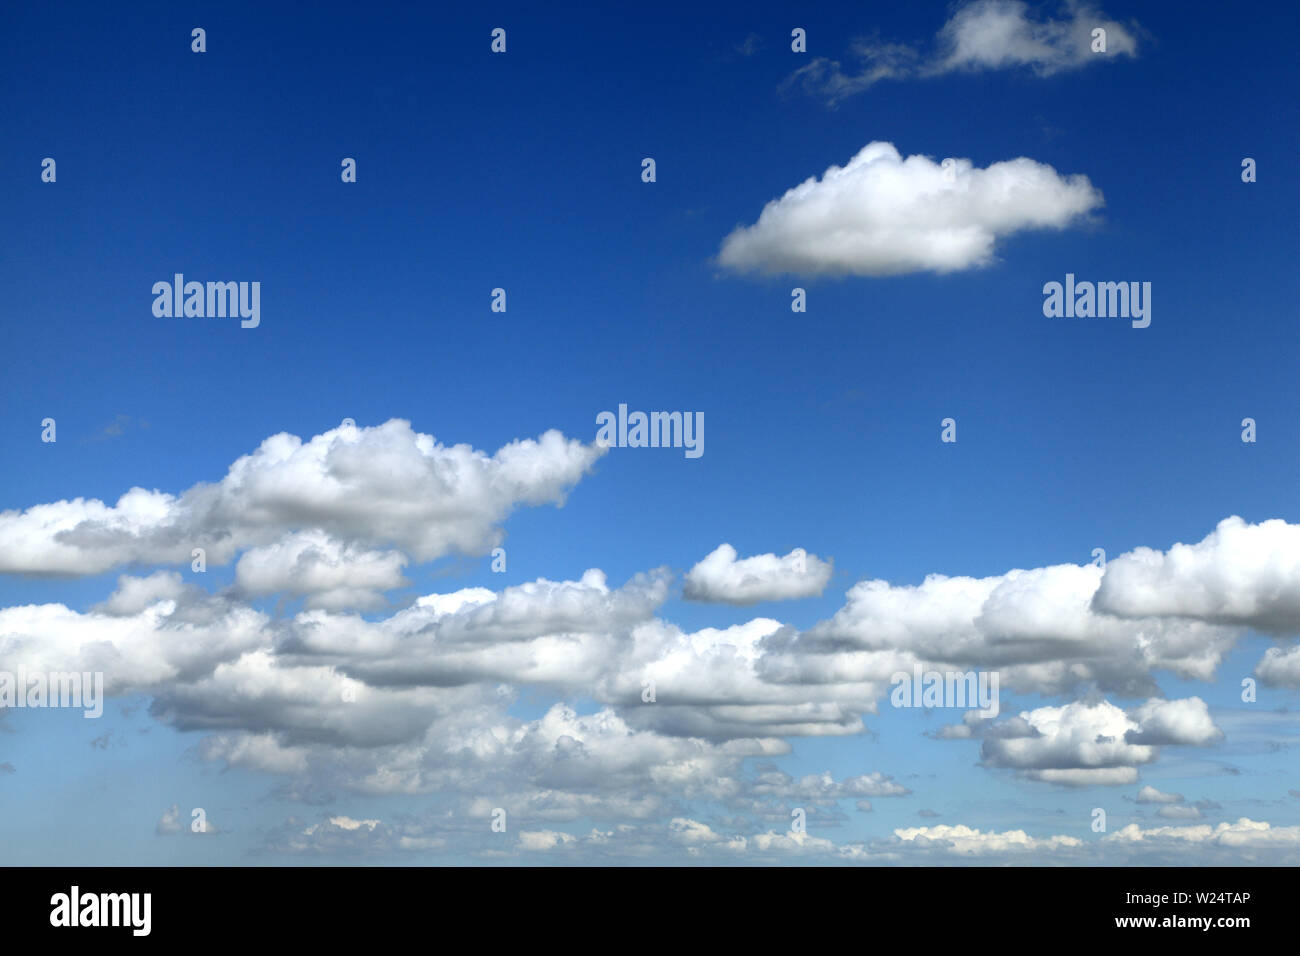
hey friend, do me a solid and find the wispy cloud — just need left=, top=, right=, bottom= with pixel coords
left=784, top=1, right=1139, bottom=106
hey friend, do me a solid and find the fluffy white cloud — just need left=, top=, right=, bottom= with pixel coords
left=0, top=572, right=268, bottom=694
left=892, top=823, right=1082, bottom=855
left=684, top=544, right=832, bottom=604
left=234, top=531, right=408, bottom=610
left=1106, top=818, right=1300, bottom=849
left=717, top=142, right=1102, bottom=278
left=0, top=419, right=604, bottom=575
left=1256, top=645, right=1300, bottom=688
left=3, top=414, right=1295, bottom=865
left=1094, top=516, right=1300, bottom=633
left=777, top=562, right=1240, bottom=697
left=976, top=698, right=1221, bottom=786
left=1127, top=697, right=1223, bottom=746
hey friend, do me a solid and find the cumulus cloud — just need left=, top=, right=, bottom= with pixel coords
left=234, top=531, right=408, bottom=610
left=717, top=142, right=1102, bottom=278
left=1257, top=645, right=1300, bottom=688
left=3, top=413, right=1296, bottom=865
left=768, top=561, right=1240, bottom=698
left=1125, top=697, right=1223, bottom=747
left=684, top=544, right=832, bottom=604
left=2, top=572, right=268, bottom=694
left=892, top=823, right=1082, bottom=855
left=0, top=419, right=604, bottom=576
left=1094, top=516, right=1300, bottom=633
left=976, top=698, right=1221, bottom=786
left=785, top=1, right=1139, bottom=104
left=1105, top=818, right=1300, bottom=849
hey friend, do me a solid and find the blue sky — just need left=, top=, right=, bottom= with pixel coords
left=1, top=0, right=1299, bottom=864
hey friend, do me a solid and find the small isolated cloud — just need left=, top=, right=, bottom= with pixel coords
left=717, top=142, right=1102, bottom=278
left=86, top=413, right=138, bottom=443
left=1136, top=785, right=1183, bottom=804
left=684, top=543, right=832, bottom=604
left=785, top=1, right=1139, bottom=105
left=1157, top=804, right=1203, bottom=820
left=156, top=804, right=182, bottom=835
left=157, top=804, right=220, bottom=836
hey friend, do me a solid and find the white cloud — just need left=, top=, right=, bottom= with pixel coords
left=777, top=561, right=1240, bottom=697
left=1094, top=516, right=1300, bottom=633
left=155, top=804, right=183, bottom=835
left=1136, top=785, right=1182, bottom=804
left=933, top=0, right=1137, bottom=75
left=1106, top=818, right=1300, bottom=849
left=1126, top=697, right=1223, bottom=746
left=892, top=823, right=1082, bottom=855
left=518, top=829, right=580, bottom=851
left=234, top=531, right=408, bottom=610
left=785, top=1, right=1139, bottom=104
left=1256, top=644, right=1300, bottom=688
left=0, top=419, right=604, bottom=575
left=1, top=574, right=268, bottom=694
left=684, top=543, right=832, bottom=604
left=718, top=142, right=1102, bottom=278
left=3, top=413, right=1296, bottom=864
left=977, top=698, right=1221, bottom=786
